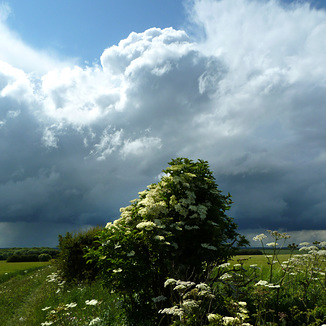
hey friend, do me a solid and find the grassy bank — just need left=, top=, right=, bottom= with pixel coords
left=0, top=264, right=121, bottom=326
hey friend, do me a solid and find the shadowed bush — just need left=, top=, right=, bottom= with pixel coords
left=56, top=226, right=102, bottom=283
left=7, top=254, right=40, bottom=262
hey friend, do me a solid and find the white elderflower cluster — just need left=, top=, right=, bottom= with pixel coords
left=136, top=221, right=157, bottom=230
left=85, top=299, right=99, bottom=306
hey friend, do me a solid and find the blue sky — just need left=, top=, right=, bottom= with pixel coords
left=1, top=0, right=326, bottom=247
left=4, top=0, right=187, bottom=64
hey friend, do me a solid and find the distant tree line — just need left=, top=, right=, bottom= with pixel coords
left=0, top=247, right=59, bottom=262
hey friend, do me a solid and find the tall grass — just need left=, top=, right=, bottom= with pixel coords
left=0, top=264, right=122, bottom=326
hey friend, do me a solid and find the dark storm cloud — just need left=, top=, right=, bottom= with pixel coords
left=1, top=0, right=326, bottom=246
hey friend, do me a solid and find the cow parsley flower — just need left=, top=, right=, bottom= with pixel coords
left=218, top=262, right=230, bottom=268
left=268, top=284, right=281, bottom=288
left=220, top=273, right=232, bottom=280
left=255, top=280, right=269, bottom=286
left=266, top=242, right=278, bottom=247
left=222, top=316, right=240, bottom=325
left=159, top=306, right=184, bottom=317
left=253, top=233, right=267, bottom=241
left=207, top=313, right=220, bottom=322
left=164, top=278, right=177, bottom=287
left=181, top=299, right=199, bottom=312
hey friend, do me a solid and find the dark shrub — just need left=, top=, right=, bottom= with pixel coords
left=236, top=249, right=263, bottom=255
left=7, top=254, right=39, bottom=262
left=56, top=226, right=102, bottom=283
left=38, top=253, right=52, bottom=261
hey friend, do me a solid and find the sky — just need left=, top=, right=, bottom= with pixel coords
left=0, top=0, right=326, bottom=247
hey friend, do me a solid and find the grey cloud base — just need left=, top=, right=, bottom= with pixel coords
left=1, top=0, right=326, bottom=246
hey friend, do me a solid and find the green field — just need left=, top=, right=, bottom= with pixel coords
left=0, top=260, right=50, bottom=274
left=231, top=254, right=292, bottom=267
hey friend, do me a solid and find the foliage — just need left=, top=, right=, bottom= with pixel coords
left=158, top=230, right=326, bottom=325
left=56, top=226, right=102, bottom=283
left=38, top=253, right=52, bottom=262
left=0, top=247, right=59, bottom=261
left=7, top=254, right=41, bottom=262
left=86, top=158, right=248, bottom=325
left=3, top=231, right=326, bottom=325
left=236, top=249, right=263, bottom=255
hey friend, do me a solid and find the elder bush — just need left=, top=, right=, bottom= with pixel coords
left=86, top=158, right=248, bottom=325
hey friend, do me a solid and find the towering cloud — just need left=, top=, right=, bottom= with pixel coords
left=0, top=0, right=326, bottom=246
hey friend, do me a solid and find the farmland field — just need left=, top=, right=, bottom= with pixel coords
left=0, top=260, right=50, bottom=275
left=231, top=254, right=292, bottom=267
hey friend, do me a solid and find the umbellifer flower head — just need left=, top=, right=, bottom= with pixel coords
left=253, top=234, right=267, bottom=241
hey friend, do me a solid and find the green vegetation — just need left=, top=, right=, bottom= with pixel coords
left=0, top=247, right=58, bottom=262
left=86, top=158, right=248, bottom=325
left=0, top=261, right=50, bottom=275
left=2, top=158, right=326, bottom=325
left=56, top=226, right=102, bottom=283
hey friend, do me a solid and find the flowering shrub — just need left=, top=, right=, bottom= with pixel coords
left=86, top=158, right=248, bottom=325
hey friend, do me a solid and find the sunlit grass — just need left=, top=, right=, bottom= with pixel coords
left=0, top=260, right=50, bottom=274
left=0, top=264, right=122, bottom=326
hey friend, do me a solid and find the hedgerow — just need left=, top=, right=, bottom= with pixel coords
left=56, top=226, right=102, bottom=283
